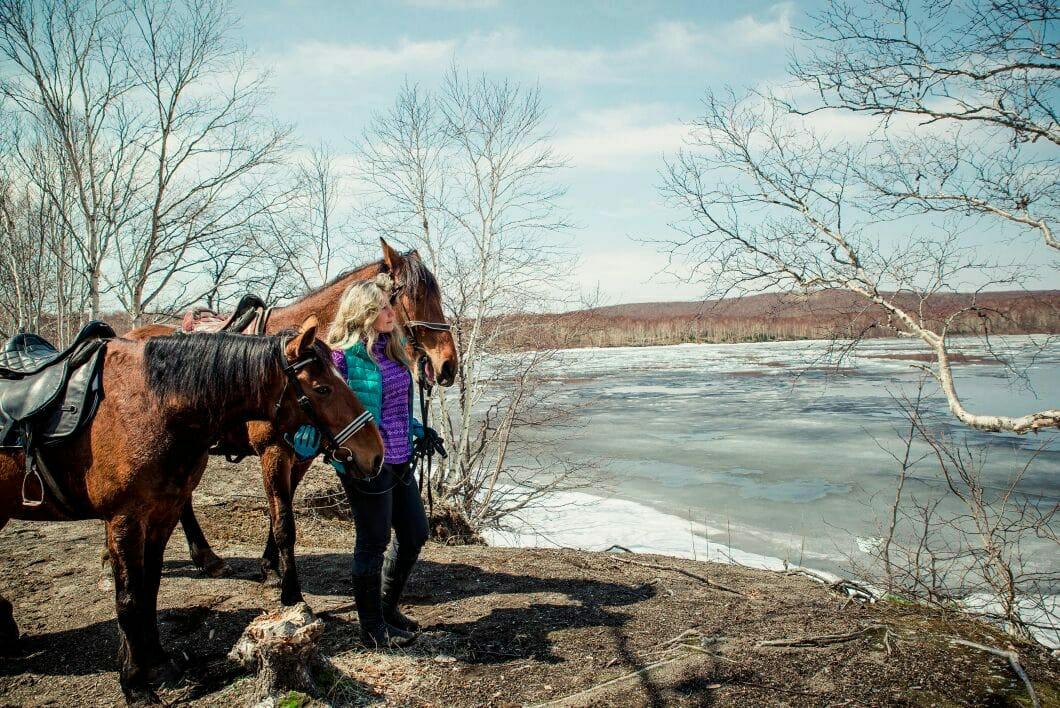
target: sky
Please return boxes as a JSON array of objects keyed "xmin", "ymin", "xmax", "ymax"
[{"xmin": 228, "ymin": 0, "xmax": 1057, "ymax": 306}]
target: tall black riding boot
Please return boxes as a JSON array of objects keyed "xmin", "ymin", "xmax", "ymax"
[
  {"xmin": 382, "ymin": 551, "xmax": 421, "ymax": 632},
  {"xmin": 352, "ymin": 573, "xmax": 415, "ymax": 649}
]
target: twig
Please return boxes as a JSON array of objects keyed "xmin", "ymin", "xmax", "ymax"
[
  {"xmin": 535, "ymin": 657, "xmax": 682, "ymax": 706},
  {"xmin": 657, "ymin": 629, "xmax": 701, "ymax": 648},
  {"xmin": 785, "ymin": 568, "xmax": 877, "ymax": 602},
  {"xmin": 950, "ymin": 639, "xmax": 1040, "ymax": 708},
  {"xmin": 756, "ymin": 624, "xmax": 886, "ymax": 648},
  {"xmin": 607, "ymin": 555, "xmax": 745, "ymax": 596}
]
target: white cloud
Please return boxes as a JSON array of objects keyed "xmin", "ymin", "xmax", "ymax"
[
  {"xmin": 273, "ymin": 38, "xmax": 456, "ymax": 77},
  {"xmin": 265, "ymin": 5, "xmax": 795, "ymax": 89},
  {"xmin": 726, "ymin": 2, "xmax": 793, "ymax": 47},
  {"xmin": 553, "ymin": 104, "xmax": 688, "ymax": 170},
  {"xmin": 574, "ymin": 247, "xmax": 702, "ymax": 304}
]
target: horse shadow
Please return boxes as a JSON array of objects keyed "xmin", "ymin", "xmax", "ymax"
[
  {"xmin": 5, "ymin": 549, "xmax": 665, "ymax": 701},
  {"xmin": 0, "ymin": 606, "xmax": 256, "ymax": 679},
  {"xmin": 168, "ymin": 551, "xmax": 658, "ymax": 667},
  {"xmin": 0, "ymin": 603, "xmax": 381, "ymax": 702}
]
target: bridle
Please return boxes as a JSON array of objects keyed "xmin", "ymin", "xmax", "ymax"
[
  {"xmin": 275, "ymin": 340, "xmax": 374, "ymax": 468},
  {"xmin": 388, "ymin": 276, "xmax": 450, "ymax": 514},
  {"xmin": 388, "ymin": 281, "xmax": 451, "ymax": 354}
]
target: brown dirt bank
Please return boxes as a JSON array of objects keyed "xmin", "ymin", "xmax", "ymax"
[{"xmin": 1, "ymin": 458, "xmax": 1057, "ymax": 707}]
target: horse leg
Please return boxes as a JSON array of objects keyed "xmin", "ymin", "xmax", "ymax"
[
  {"xmin": 180, "ymin": 498, "xmax": 229, "ymax": 577},
  {"xmin": 260, "ymin": 524, "xmax": 280, "ymax": 585},
  {"xmin": 140, "ymin": 522, "xmax": 183, "ymax": 683},
  {"xmin": 260, "ymin": 458, "xmax": 311, "ymax": 586},
  {"xmin": 260, "ymin": 447, "xmax": 304, "ymax": 606},
  {"xmin": 0, "ymin": 517, "xmax": 17, "ymax": 654},
  {"xmin": 106, "ymin": 515, "xmax": 168, "ymax": 700}
]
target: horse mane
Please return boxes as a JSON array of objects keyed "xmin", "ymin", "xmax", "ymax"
[
  {"xmin": 289, "ymin": 250, "xmax": 440, "ymax": 305},
  {"xmin": 400, "ymin": 251, "xmax": 441, "ymax": 302},
  {"xmin": 143, "ymin": 332, "xmax": 284, "ymax": 413}
]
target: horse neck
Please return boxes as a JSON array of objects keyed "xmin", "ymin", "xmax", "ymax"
[
  {"xmin": 267, "ymin": 264, "xmax": 384, "ymax": 332},
  {"xmin": 166, "ymin": 379, "xmax": 279, "ymax": 432}
]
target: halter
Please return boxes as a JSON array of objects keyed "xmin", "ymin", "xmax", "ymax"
[{"xmin": 274, "ymin": 342, "xmax": 374, "ymax": 467}]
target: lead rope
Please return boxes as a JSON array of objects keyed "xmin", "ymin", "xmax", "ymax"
[{"xmin": 416, "ymin": 355, "xmax": 434, "ymax": 518}]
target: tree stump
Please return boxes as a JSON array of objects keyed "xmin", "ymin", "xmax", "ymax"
[{"xmin": 228, "ymin": 602, "xmax": 324, "ymax": 704}]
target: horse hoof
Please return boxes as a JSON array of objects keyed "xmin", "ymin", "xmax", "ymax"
[
  {"xmin": 198, "ymin": 555, "xmax": 231, "ymax": 579},
  {"xmin": 0, "ymin": 598, "xmax": 17, "ymax": 647},
  {"xmin": 148, "ymin": 657, "xmax": 185, "ymax": 689},
  {"xmin": 123, "ymin": 686, "xmax": 161, "ymax": 706},
  {"xmin": 259, "ymin": 562, "xmax": 281, "ymax": 587}
]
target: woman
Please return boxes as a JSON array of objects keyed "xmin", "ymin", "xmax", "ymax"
[{"xmin": 290, "ymin": 274, "xmax": 433, "ymax": 648}]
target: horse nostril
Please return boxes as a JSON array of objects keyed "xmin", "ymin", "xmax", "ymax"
[
  {"xmin": 440, "ymin": 360, "xmax": 455, "ymax": 385},
  {"xmin": 371, "ymin": 455, "xmax": 383, "ymax": 473}
]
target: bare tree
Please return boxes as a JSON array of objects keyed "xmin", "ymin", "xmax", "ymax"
[
  {"xmin": 254, "ymin": 143, "xmax": 355, "ymax": 296},
  {"xmin": 358, "ymin": 71, "xmax": 598, "ymax": 533},
  {"xmin": 856, "ymin": 385, "xmax": 1058, "ymax": 644},
  {"xmin": 106, "ymin": 0, "xmax": 291, "ymax": 325},
  {"xmin": 662, "ymin": 0, "xmax": 1058, "ymax": 435},
  {"xmin": 0, "ymin": 0, "xmax": 292, "ymax": 327},
  {"xmin": 0, "ymin": 0, "xmax": 142, "ymax": 319},
  {"xmin": 0, "ymin": 155, "xmax": 88, "ymax": 342},
  {"xmin": 792, "ymin": 1, "xmax": 1058, "ymax": 146}
]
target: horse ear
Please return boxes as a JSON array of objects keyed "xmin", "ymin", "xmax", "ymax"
[
  {"xmin": 380, "ymin": 237, "xmax": 403, "ymax": 273},
  {"xmin": 285, "ymin": 316, "xmax": 319, "ymax": 360}
]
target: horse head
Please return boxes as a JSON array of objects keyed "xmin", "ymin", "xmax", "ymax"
[
  {"xmin": 380, "ymin": 238, "xmax": 458, "ymax": 388},
  {"xmin": 281, "ymin": 317, "xmax": 384, "ymax": 477}
]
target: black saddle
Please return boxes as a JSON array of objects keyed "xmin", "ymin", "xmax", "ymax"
[
  {"xmin": 0, "ymin": 321, "xmax": 115, "ymax": 514},
  {"xmin": 0, "ymin": 321, "xmax": 115, "ymax": 376}
]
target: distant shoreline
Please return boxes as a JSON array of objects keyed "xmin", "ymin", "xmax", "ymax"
[{"xmin": 494, "ymin": 289, "xmax": 1060, "ymax": 351}]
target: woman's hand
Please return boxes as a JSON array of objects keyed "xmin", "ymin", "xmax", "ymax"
[
  {"xmin": 414, "ymin": 425, "xmax": 447, "ymax": 459},
  {"xmin": 286, "ymin": 425, "xmax": 321, "ymax": 461}
]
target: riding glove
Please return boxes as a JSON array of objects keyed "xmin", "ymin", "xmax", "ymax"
[
  {"xmin": 287, "ymin": 425, "xmax": 320, "ymax": 460},
  {"xmin": 413, "ymin": 425, "xmax": 447, "ymax": 459}
]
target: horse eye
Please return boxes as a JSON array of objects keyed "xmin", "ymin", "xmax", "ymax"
[{"xmin": 313, "ymin": 385, "xmax": 332, "ymax": 395}]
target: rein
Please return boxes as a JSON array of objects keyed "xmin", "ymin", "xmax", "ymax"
[
  {"xmin": 275, "ymin": 342, "xmax": 374, "ymax": 468},
  {"xmin": 390, "ymin": 279, "xmax": 450, "ymax": 515}
]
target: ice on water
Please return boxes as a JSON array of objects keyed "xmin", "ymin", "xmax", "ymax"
[{"xmin": 482, "ymin": 336, "xmax": 1060, "ymax": 646}]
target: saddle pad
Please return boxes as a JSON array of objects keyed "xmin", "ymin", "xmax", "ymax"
[
  {"xmin": 182, "ymin": 307, "xmax": 230, "ymax": 333},
  {"xmin": 0, "ymin": 321, "xmax": 115, "ymax": 377}
]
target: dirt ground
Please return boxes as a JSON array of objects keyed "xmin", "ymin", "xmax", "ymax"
[{"xmin": 1, "ymin": 457, "xmax": 1057, "ymax": 707}]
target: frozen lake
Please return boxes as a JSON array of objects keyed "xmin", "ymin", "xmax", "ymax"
[{"xmin": 488, "ymin": 336, "xmax": 1059, "ymax": 600}]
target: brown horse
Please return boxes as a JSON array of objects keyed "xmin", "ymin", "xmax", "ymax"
[
  {"xmin": 0, "ymin": 319, "xmax": 383, "ymax": 700},
  {"xmin": 125, "ymin": 238, "xmax": 458, "ymax": 605}
]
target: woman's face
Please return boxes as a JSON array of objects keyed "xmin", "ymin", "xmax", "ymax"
[{"xmin": 371, "ymin": 297, "xmax": 397, "ymax": 333}]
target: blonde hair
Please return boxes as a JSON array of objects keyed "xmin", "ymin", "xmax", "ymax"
[{"xmin": 326, "ymin": 273, "xmax": 411, "ymax": 366}]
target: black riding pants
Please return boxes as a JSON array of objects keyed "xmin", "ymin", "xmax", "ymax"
[{"xmin": 342, "ymin": 461, "xmax": 429, "ymax": 577}]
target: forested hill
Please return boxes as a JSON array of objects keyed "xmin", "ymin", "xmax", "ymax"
[{"xmin": 495, "ymin": 289, "xmax": 1060, "ymax": 350}]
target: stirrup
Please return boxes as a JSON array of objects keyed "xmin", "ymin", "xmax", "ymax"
[{"xmin": 21, "ymin": 462, "xmax": 44, "ymax": 507}]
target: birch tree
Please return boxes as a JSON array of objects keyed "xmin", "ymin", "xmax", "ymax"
[
  {"xmin": 358, "ymin": 72, "xmax": 595, "ymax": 533},
  {"xmin": 663, "ymin": 0, "xmax": 1058, "ymax": 435}
]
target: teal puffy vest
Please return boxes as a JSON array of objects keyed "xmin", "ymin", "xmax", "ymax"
[{"xmin": 342, "ymin": 341, "xmax": 421, "ymax": 446}]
